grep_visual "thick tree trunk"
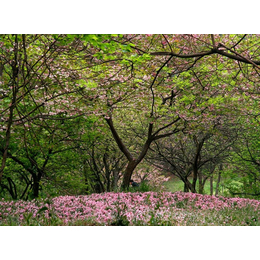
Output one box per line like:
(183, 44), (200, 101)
(181, 176), (196, 193)
(184, 180), (189, 192)
(112, 172), (119, 191)
(121, 160), (138, 189)
(32, 180), (40, 198)
(106, 175), (111, 192)
(28, 171), (40, 199)
(187, 179), (196, 193)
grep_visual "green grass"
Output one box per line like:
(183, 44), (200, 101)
(164, 178), (186, 192)
(163, 177), (217, 195)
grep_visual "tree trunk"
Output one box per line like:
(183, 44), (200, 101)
(1, 177), (17, 200)
(105, 116), (181, 190)
(0, 36), (19, 184)
(184, 180), (189, 192)
(198, 172), (204, 194)
(32, 180), (40, 198)
(112, 164), (120, 191)
(30, 171), (40, 199)
(210, 175), (213, 196)
(103, 152), (111, 191)
(121, 160), (138, 189)
(83, 161), (90, 194)
(182, 176), (196, 193)
(93, 172), (105, 193)
(0, 91), (17, 184)
(106, 174), (111, 192)
(215, 164), (223, 196)
(192, 169), (198, 192)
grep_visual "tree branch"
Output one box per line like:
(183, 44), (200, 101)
(218, 42), (260, 70)
(150, 47), (260, 66)
(152, 116), (181, 137)
(149, 55), (174, 116)
(105, 117), (133, 161)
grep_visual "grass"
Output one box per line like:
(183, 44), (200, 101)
(163, 177), (219, 195)
(164, 178), (186, 193)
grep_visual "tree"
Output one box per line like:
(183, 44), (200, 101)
(149, 121), (237, 193)
(2, 34), (260, 197)
(229, 115), (260, 197)
(75, 34), (260, 189)
(76, 117), (127, 193)
(0, 34), (91, 197)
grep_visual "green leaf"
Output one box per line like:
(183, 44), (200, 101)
(37, 206), (48, 214)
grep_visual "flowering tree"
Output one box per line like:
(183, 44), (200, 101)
(0, 34), (139, 197)
(148, 118), (238, 193)
(2, 34), (260, 197)
(228, 111), (260, 197)
(78, 34), (260, 189)
(0, 35), (92, 197)
(76, 118), (127, 193)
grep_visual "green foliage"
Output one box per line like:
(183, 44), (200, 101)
(1, 34), (260, 201)
(111, 214), (130, 226)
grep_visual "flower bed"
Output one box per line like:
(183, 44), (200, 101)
(1, 191), (260, 226)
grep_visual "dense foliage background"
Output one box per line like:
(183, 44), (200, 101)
(1, 34), (260, 201)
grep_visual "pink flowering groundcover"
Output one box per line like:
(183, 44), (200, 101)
(0, 191), (259, 226)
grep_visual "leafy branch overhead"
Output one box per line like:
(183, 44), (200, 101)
(0, 34), (260, 199)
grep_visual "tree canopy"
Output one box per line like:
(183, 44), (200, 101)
(1, 34), (260, 199)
